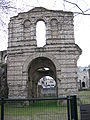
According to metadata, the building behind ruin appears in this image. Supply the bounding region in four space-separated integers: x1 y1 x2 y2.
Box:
6 7 82 98
77 66 90 89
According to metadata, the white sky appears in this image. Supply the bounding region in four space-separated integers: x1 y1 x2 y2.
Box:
0 0 90 67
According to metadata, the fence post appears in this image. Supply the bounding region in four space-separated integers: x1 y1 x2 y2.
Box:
70 95 78 120
1 98 4 120
67 96 70 120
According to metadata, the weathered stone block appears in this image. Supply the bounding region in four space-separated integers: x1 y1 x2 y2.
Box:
6 7 82 98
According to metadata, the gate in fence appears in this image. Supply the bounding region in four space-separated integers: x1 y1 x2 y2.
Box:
0 95 78 120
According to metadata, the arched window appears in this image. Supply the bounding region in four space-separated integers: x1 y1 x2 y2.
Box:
4 55 7 63
24 20 31 40
24 20 31 28
82 82 85 87
50 19 58 38
36 21 46 47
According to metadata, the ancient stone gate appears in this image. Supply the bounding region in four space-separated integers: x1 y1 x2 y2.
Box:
7 7 82 98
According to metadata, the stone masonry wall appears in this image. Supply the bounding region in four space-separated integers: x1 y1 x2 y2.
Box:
7 7 82 98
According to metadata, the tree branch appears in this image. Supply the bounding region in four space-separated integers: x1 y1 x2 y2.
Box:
64 0 84 14
74 12 90 16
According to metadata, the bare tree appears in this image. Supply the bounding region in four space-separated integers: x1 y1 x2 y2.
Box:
0 0 90 32
0 0 35 32
63 0 90 15
0 0 90 50
0 0 16 12
0 0 17 27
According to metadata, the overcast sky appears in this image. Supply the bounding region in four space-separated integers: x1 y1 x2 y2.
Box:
0 0 90 67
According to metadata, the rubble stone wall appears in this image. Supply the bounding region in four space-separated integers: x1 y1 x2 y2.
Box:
7 7 82 98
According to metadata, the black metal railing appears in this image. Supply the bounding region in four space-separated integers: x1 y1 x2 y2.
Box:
77 90 90 120
0 96 78 120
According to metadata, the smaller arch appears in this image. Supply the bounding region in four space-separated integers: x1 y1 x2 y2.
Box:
24 19 31 28
23 20 31 40
50 18 58 38
37 76 57 98
50 18 58 26
2 51 7 63
4 55 7 63
36 20 46 47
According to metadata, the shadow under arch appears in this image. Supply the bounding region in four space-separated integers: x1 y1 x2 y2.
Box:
22 53 60 98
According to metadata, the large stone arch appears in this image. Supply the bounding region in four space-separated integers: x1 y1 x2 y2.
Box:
22 53 60 73
22 53 60 98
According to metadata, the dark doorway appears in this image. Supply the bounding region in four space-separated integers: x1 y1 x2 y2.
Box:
82 82 85 87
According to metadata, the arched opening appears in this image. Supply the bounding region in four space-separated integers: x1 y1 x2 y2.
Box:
38 76 56 98
36 21 46 47
24 20 31 40
82 82 85 88
50 19 58 38
4 55 7 63
28 57 57 98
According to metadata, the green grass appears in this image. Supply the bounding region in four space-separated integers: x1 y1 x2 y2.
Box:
79 90 90 96
4 100 67 116
78 90 90 104
0 91 89 120
77 90 90 119
0 91 89 117
2 94 89 120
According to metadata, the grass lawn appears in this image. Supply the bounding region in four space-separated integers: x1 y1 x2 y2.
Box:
2 90 90 116
77 90 90 119
78 90 90 104
1 91 89 119
4 100 67 116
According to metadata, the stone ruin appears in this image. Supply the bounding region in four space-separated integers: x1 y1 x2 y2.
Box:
2 7 82 98
0 50 8 98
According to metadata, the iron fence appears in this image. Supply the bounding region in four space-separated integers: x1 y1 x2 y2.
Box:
0 96 78 120
77 90 90 120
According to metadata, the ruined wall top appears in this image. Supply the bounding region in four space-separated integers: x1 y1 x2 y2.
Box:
8 7 76 48
8 7 82 55
10 7 73 20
